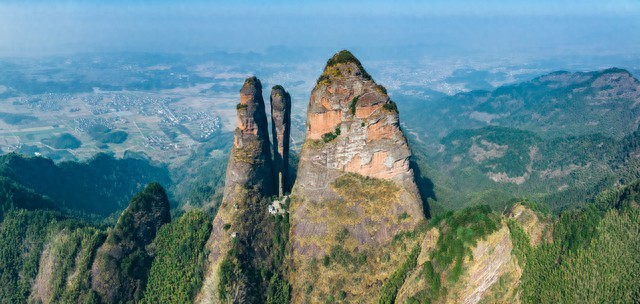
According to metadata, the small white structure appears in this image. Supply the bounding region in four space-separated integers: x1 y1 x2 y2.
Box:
268 195 289 215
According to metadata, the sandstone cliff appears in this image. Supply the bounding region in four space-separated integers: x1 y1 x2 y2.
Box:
289 50 426 302
91 182 171 303
224 76 275 202
197 77 280 304
271 85 292 195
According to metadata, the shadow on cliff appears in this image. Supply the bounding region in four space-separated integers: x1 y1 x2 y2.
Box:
285 149 299 194
409 157 436 219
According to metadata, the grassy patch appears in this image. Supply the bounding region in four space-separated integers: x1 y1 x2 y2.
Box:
232 141 261 164
332 172 400 205
303 139 325 149
295 172 422 303
325 50 373 81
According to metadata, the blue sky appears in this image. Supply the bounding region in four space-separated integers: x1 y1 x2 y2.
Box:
0 1 638 58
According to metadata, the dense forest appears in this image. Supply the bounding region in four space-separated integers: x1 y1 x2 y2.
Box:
0 152 171 217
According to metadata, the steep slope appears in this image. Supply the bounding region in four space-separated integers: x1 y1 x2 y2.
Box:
91 182 171 303
271 85 292 195
141 210 212 304
520 184 640 303
0 152 170 217
197 77 284 303
289 50 426 302
223 76 275 202
395 204 551 304
29 226 105 304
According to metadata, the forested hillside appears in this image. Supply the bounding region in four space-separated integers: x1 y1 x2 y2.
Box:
401 68 640 148
0 153 170 217
408 125 640 213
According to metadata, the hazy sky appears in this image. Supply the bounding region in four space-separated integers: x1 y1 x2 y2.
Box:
1 0 639 58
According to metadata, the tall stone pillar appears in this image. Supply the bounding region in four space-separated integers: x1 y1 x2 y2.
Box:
270 85 291 196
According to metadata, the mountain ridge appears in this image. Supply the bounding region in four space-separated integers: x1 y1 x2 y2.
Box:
289 50 427 302
401 67 640 150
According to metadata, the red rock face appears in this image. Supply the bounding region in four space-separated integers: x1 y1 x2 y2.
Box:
298 51 420 188
342 150 409 179
307 110 342 140
289 50 427 302
224 76 274 200
293 55 424 253
234 77 271 147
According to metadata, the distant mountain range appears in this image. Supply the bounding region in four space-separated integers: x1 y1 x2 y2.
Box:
402 68 640 148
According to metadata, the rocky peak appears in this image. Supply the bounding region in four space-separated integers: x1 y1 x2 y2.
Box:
236 76 270 145
197 76 278 303
316 50 373 84
270 85 291 196
225 76 274 200
304 49 408 181
289 50 426 301
113 182 171 246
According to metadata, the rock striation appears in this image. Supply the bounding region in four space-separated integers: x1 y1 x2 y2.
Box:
289 50 426 302
271 85 292 195
297 50 423 195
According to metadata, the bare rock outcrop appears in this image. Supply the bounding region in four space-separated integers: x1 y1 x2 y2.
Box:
197 76 277 304
224 76 275 202
271 85 292 195
289 50 426 302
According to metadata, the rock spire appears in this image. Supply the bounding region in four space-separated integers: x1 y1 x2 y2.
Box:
270 85 292 195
